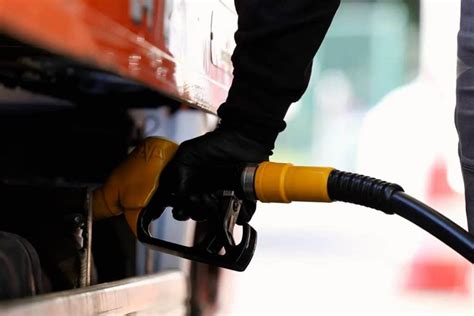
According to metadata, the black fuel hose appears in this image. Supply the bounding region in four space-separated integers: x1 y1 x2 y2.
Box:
391 192 473 262
328 170 474 263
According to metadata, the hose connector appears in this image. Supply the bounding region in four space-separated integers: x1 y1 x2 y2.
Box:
327 170 404 214
247 162 334 203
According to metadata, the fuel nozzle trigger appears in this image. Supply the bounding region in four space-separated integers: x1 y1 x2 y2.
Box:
135 190 257 272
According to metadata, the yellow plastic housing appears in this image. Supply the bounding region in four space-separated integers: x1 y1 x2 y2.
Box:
254 162 334 203
92 137 178 235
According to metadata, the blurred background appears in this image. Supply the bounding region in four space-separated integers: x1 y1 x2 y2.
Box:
1 0 470 314
218 0 473 315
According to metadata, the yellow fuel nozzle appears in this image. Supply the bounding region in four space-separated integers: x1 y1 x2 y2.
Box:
92 137 178 234
92 137 333 235
252 162 334 203
91 137 474 265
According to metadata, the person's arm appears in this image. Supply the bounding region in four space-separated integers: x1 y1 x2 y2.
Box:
220 0 341 150
160 0 340 223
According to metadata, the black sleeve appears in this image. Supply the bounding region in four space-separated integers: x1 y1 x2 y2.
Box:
218 0 340 149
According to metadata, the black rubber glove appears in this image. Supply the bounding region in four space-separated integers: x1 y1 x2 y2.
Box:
159 124 272 225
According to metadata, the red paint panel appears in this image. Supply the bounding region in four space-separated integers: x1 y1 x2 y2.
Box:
0 0 235 112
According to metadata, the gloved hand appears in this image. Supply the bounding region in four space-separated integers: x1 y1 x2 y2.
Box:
159 124 272 225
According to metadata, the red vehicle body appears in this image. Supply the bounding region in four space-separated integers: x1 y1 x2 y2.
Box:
0 0 237 112
0 1 238 314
